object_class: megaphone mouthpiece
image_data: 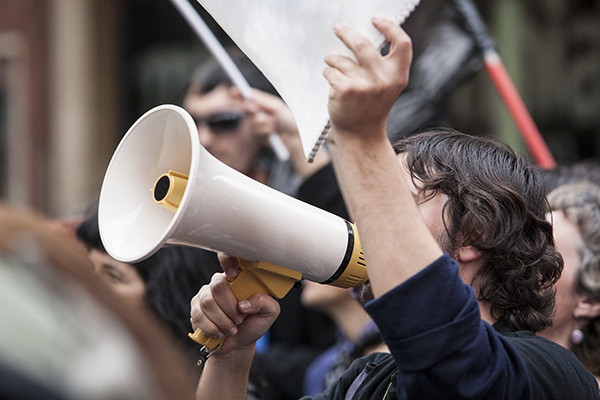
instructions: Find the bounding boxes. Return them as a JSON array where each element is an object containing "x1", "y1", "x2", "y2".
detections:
[
  {"x1": 153, "y1": 176, "x2": 171, "y2": 202},
  {"x1": 152, "y1": 170, "x2": 189, "y2": 212}
]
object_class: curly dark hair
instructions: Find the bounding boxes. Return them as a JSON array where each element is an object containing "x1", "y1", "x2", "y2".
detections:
[{"x1": 393, "y1": 129, "x2": 563, "y2": 333}]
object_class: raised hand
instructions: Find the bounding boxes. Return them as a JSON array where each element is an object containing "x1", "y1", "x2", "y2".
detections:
[
  {"x1": 324, "y1": 16, "x2": 412, "y2": 142},
  {"x1": 246, "y1": 88, "x2": 331, "y2": 178}
]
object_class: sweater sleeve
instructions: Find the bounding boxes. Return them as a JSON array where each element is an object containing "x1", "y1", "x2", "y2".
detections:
[{"x1": 364, "y1": 254, "x2": 531, "y2": 399}]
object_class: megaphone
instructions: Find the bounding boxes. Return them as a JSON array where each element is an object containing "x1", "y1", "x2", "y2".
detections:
[{"x1": 98, "y1": 104, "x2": 367, "y2": 348}]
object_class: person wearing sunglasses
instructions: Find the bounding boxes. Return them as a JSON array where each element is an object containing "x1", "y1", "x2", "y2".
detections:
[
  {"x1": 185, "y1": 50, "x2": 314, "y2": 196},
  {"x1": 184, "y1": 83, "x2": 269, "y2": 181}
]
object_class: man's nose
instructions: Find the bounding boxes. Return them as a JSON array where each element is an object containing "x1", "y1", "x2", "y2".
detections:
[{"x1": 197, "y1": 124, "x2": 215, "y2": 147}]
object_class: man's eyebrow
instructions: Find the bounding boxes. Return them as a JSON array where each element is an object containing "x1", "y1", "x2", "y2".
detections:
[{"x1": 101, "y1": 263, "x2": 123, "y2": 275}]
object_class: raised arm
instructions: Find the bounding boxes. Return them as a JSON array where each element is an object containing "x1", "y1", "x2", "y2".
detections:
[
  {"x1": 324, "y1": 17, "x2": 442, "y2": 299},
  {"x1": 323, "y1": 19, "x2": 536, "y2": 400}
]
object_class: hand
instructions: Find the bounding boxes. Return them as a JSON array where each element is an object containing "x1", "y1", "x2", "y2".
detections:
[
  {"x1": 189, "y1": 255, "x2": 280, "y2": 356},
  {"x1": 245, "y1": 89, "x2": 299, "y2": 141},
  {"x1": 246, "y1": 89, "x2": 331, "y2": 179},
  {"x1": 323, "y1": 16, "x2": 412, "y2": 142}
]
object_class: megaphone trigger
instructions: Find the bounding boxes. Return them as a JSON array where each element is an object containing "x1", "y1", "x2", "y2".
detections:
[{"x1": 188, "y1": 259, "x2": 303, "y2": 349}]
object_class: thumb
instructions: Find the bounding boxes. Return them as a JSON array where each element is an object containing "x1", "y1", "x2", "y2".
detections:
[{"x1": 218, "y1": 253, "x2": 241, "y2": 279}]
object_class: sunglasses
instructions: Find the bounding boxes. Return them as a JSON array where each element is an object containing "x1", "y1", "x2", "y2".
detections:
[{"x1": 191, "y1": 110, "x2": 246, "y2": 134}]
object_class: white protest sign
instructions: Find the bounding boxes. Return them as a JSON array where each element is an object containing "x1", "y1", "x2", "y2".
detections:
[{"x1": 196, "y1": 0, "x2": 421, "y2": 161}]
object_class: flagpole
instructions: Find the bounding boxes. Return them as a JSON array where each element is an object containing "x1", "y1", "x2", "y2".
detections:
[
  {"x1": 169, "y1": 0, "x2": 290, "y2": 161},
  {"x1": 451, "y1": 0, "x2": 556, "y2": 170}
]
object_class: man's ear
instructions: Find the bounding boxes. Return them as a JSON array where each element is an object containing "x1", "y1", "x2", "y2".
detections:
[
  {"x1": 456, "y1": 246, "x2": 483, "y2": 263},
  {"x1": 574, "y1": 295, "x2": 600, "y2": 319}
]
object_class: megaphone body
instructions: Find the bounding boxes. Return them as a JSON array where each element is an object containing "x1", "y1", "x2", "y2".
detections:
[{"x1": 98, "y1": 105, "x2": 367, "y2": 347}]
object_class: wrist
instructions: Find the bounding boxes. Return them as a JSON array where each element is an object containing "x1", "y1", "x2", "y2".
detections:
[
  {"x1": 209, "y1": 344, "x2": 255, "y2": 370},
  {"x1": 197, "y1": 344, "x2": 254, "y2": 400},
  {"x1": 332, "y1": 125, "x2": 390, "y2": 154},
  {"x1": 333, "y1": 116, "x2": 388, "y2": 138}
]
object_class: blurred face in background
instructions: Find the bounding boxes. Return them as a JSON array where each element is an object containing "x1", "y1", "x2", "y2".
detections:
[
  {"x1": 183, "y1": 85, "x2": 262, "y2": 177},
  {"x1": 88, "y1": 249, "x2": 146, "y2": 308},
  {"x1": 539, "y1": 210, "x2": 585, "y2": 349},
  {"x1": 551, "y1": 211, "x2": 583, "y2": 333}
]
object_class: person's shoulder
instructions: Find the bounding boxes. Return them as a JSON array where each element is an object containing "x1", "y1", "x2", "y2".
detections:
[
  {"x1": 505, "y1": 331, "x2": 600, "y2": 400},
  {"x1": 504, "y1": 330, "x2": 583, "y2": 368}
]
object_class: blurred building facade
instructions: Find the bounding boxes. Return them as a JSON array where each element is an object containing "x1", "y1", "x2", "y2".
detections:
[{"x1": 0, "y1": 0, "x2": 598, "y2": 217}]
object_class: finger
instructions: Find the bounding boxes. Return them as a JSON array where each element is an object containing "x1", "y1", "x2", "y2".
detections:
[
  {"x1": 190, "y1": 284, "x2": 228, "y2": 338},
  {"x1": 191, "y1": 274, "x2": 242, "y2": 338},
  {"x1": 255, "y1": 119, "x2": 274, "y2": 134},
  {"x1": 248, "y1": 111, "x2": 274, "y2": 137},
  {"x1": 238, "y1": 292, "x2": 280, "y2": 317},
  {"x1": 249, "y1": 89, "x2": 283, "y2": 114},
  {"x1": 217, "y1": 253, "x2": 240, "y2": 279},
  {"x1": 236, "y1": 293, "x2": 281, "y2": 338},
  {"x1": 333, "y1": 23, "x2": 380, "y2": 67},
  {"x1": 211, "y1": 273, "x2": 245, "y2": 328},
  {"x1": 228, "y1": 86, "x2": 245, "y2": 101},
  {"x1": 323, "y1": 66, "x2": 349, "y2": 87},
  {"x1": 189, "y1": 314, "x2": 224, "y2": 340},
  {"x1": 324, "y1": 54, "x2": 357, "y2": 77},
  {"x1": 372, "y1": 17, "x2": 412, "y2": 62},
  {"x1": 242, "y1": 90, "x2": 269, "y2": 115},
  {"x1": 248, "y1": 89, "x2": 300, "y2": 139}
]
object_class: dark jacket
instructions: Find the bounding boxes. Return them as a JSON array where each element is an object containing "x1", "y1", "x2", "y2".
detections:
[{"x1": 303, "y1": 255, "x2": 599, "y2": 400}]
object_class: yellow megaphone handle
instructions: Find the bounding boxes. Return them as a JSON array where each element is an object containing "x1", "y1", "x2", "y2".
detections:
[{"x1": 188, "y1": 259, "x2": 303, "y2": 350}]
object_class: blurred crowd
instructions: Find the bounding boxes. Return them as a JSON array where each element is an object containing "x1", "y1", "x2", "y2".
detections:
[{"x1": 1, "y1": 2, "x2": 600, "y2": 400}]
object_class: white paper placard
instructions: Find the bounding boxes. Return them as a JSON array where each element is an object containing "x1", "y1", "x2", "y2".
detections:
[{"x1": 196, "y1": 0, "x2": 421, "y2": 161}]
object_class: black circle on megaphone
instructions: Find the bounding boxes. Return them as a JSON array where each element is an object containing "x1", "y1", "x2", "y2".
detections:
[{"x1": 154, "y1": 175, "x2": 170, "y2": 202}]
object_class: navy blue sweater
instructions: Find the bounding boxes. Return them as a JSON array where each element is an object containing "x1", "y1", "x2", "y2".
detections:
[{"x1": 303, "y1": 254, "x2": 599, "y2": 399}]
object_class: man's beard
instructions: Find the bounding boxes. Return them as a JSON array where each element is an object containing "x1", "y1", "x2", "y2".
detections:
[{"x1": 358, "y1": 281, "x2": 375, "y2": 305}]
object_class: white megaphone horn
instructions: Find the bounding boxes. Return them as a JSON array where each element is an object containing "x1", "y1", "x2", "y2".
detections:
[{"x1": 98, "y1": 104, "x2": 367, "y2": 349}]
